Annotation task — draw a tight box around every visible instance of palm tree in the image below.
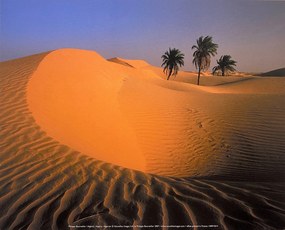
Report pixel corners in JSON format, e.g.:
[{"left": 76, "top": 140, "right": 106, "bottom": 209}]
[
  {"left": 212, "top": 55, "right": 237, "bottom": 76},
  {"left": 161, "top": 48, "right": 184, "bottom": 80},
  {"left": 192, "top": 36, "right": 218, "bottom": 85}
]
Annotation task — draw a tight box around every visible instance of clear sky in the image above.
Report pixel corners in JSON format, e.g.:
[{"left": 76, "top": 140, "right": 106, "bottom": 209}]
[{"left": 1, "top": 0, "right": 284, "bottom": 72}]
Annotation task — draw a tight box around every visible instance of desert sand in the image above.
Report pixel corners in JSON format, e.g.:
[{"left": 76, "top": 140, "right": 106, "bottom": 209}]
[{"left": 1, "top": 48, "right": 285, "bottom": 229}]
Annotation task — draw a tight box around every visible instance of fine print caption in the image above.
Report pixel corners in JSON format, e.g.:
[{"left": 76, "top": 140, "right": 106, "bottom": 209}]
[{"left": 69, "top": 225, "right": 219, "bottom": 228}]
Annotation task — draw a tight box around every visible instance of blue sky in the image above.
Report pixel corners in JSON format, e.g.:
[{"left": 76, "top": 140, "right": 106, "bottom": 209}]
[{"left": 1, "top": 0, "right": 284, "bottom": 72}]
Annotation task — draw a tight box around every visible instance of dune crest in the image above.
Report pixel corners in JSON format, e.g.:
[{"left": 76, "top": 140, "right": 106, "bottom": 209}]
[{"left": 108, "top": 57, "right": 151, "bottom": 69}]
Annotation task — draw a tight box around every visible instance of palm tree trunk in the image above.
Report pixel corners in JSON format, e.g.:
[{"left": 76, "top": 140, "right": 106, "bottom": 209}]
[
  {"left": 222, "top": 67, "right": 225, "bottom": 76},
  {"left": 197, "top": 67, "right": 201, "bottom": 85},
  {"left": 167, "top": 68, "right": 173, "bottom": 80}
]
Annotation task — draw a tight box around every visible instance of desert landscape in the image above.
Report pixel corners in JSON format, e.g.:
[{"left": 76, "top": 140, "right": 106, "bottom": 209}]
[
  {"left": 1, "top": 0, "right": 285, "bottom": 229},
  {"left": 0, "top": 48, "right": 285, "bottom": 229}
]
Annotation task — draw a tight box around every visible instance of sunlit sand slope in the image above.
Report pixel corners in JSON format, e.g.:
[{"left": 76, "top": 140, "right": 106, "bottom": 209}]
[
  {"left": 27, "top": 49, "right": 148, "bottom": 171},
  {"left": 0, "top": 49, "right": 285, "bottom": 229}
]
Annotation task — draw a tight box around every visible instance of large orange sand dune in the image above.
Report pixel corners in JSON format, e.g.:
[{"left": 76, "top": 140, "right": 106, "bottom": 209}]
[
  {"left": 1, "top": 48, "right": 285, "bottom": 229},
  {"left": 28, "top": 49, "right": 285, "bottom": 179}
]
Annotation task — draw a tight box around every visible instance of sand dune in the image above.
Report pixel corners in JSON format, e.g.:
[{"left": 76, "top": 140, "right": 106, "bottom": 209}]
[
  {"left": 109, "top": 56, "right": 256, "bottom": 86},
  {"left": 27, "top": 49, "right": 285, "bottom": 178},
  {"left": 258, "top": 67, "right": 285, "bottom": 77},
  {"left": 1, "top": 48, "right": 285, "bottom": 229}
]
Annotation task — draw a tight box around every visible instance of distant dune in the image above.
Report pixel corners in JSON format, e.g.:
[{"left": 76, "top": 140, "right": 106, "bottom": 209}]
[
  {"left": 108, "top": 57, "right": 150, "bottom": 69},
  {"left": 258, "top": 67, "right": 285, "bottom": 77},
  {"left": 108, "top": 57, "right": 135, "bottom": 68},
  {"left": 109, "top": 56, "right": 257, "bottom": 86},
  {"left": 1, "top": 48, "right": 285, "bottom": 229}
]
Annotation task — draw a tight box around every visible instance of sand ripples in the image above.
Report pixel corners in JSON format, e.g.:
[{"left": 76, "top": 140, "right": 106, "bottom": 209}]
[{"left": 200, "top": 94, "right": 285, "bottom": 181}]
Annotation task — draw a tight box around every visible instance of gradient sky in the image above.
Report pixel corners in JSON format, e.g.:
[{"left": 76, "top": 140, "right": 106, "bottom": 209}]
[{"left": 1, "top": 0, "right": 285, "bottom": 72}]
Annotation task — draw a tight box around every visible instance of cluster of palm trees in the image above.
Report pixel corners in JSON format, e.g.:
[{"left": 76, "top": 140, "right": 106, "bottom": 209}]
[{"left": 161, "top": 36, "right": 237, "bottom": 85}]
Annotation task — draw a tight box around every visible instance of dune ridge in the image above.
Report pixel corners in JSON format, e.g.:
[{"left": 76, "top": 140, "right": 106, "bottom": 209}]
[
  {"left": 0, "top": 48, "right": 285, "bottom": 229},
  {"left": 258, "top": 67, "right": 285, "bottom": 77}
]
